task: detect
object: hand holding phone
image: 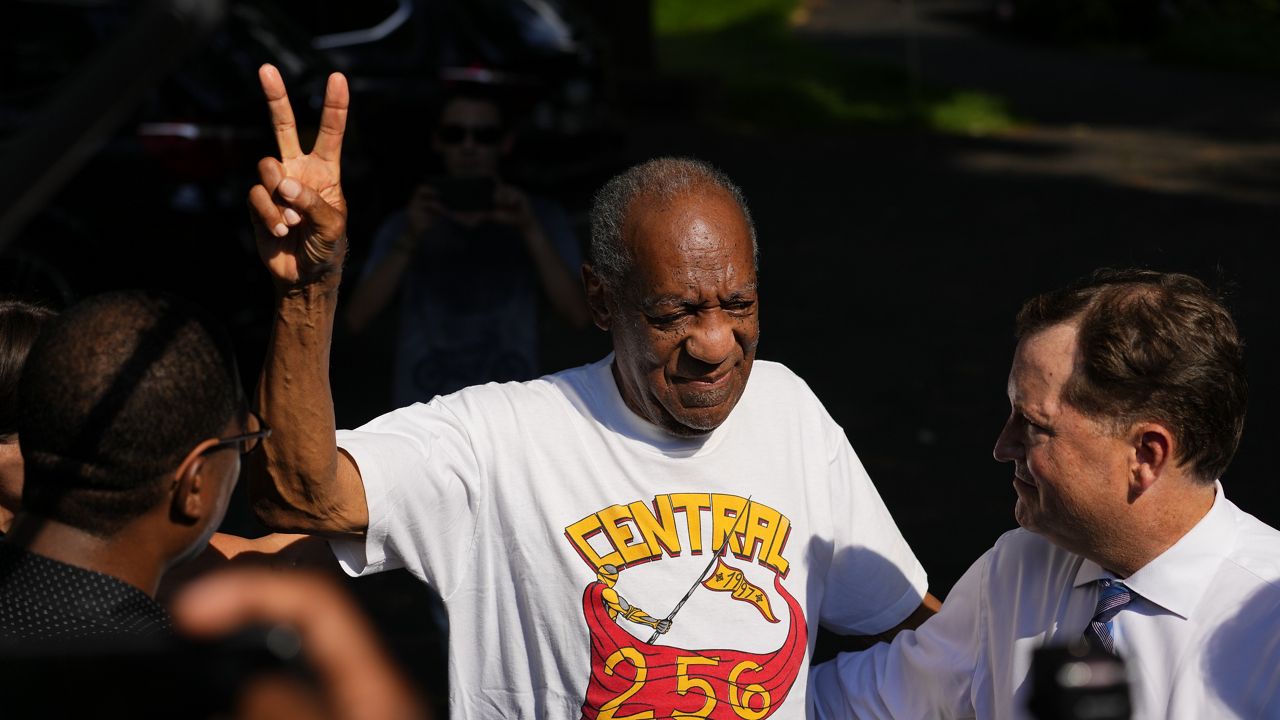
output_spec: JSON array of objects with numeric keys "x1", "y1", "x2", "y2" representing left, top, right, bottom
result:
[{"x1": 435, "y1": 176, "x2": 495, "y2": 214}]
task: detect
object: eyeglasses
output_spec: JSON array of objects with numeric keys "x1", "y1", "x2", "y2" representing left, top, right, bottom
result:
[
  {"x1": 436, "y1": 124, "x2": 503, "y2": 146},
  {"x1": 204, "y1": 410, "x2": 272, "y2": 456}
]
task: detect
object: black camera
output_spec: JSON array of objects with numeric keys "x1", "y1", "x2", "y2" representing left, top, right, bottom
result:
[
  {"x1": 1028, "y1": 640, "x2": 1131, "y2": 720},
  {"x1": 435, "y1": 176, "x2": 495, "y2": 213}
]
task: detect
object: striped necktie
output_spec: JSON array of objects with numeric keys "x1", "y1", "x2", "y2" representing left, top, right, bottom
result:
[{"x1": 1084, "y1": 579, "x2": 1132, "y2": 655}]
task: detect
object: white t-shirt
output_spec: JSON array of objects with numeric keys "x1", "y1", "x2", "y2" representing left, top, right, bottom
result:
[
  {"x1": 809, "y1": 485, "x2": 1280, "y2": 720},
  {"x1": 334, "y1": 355, "x2": 928, "y2": 719}
]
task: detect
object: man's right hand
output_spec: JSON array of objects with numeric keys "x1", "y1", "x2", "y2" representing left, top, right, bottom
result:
[
  {"x1": 248, "y1": 63, "x2": 368, "y2": 537},
  {"x1": 248, "y1": 64, "x2": 349, "y2": 289}
]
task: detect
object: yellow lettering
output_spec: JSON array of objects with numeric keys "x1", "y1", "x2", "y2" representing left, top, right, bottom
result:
[
  {"x1": 568, "y1": 495, "x2": 791, "y2": 575},
  {"x1": 669, "y1": 493, "x2": 711, "y2": 554},
  {"x1": 674, "y1": 655, "x2": 719, "y2": 718},
  {"x1": 741, "y1": 503, "x2": 781, "y2": 565},
  {"x1": 630, "y1": 497, "x2": 681, "y2": 559},
  {"x1": 599, "y1": 647, "x2": 653, "y2": 720},
  {"x1": 762, "y1": 515, "x2": 791, "y2": 576},
  {"x1": 728, "y1": 660, "x2": 771, "y2": 719},
  {"x1": 598, "y1": 505, "x2": 651, "y2": 567},
  {"x1": 711, "y1": 494, "x2": 749, "y2": 556},
  {"x1": 565, "y1": 515, "x2": 622, "y2": 569}
]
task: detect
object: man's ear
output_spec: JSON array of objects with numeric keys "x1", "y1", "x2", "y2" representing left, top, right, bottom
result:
[
  {"x1": 1130, "y1": 422, "x2": 1174, "y2": 497},
  {"x1": 170, "y1": 441, "x2": 216, "y2": 525},
  {"x1": 582, "y1": 264, "x2": 612, "y2": 331}
]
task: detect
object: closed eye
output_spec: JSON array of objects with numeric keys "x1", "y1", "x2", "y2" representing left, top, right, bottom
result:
[
  {"x1": 1023, "y1": 415, "x2": 1051, "y2": 434},
  {"x1": 648, "y1": 311, "x2": 688, "y2": 327}
]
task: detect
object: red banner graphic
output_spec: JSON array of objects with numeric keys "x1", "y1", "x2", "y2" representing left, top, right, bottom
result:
[{"x1": 580, "y1": 574, "x2": 807, "y2": 719}]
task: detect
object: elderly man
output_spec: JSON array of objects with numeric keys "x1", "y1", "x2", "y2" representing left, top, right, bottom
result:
[
  {"x1": 810, "y1": 269, "x2": 1280, "y2": 719},
  {"x1": 0, "y1": 291, "x2": 253, "y2": 638},
  {"x1": 245, "y1": 65, "x2": 938, "y2": 718}
]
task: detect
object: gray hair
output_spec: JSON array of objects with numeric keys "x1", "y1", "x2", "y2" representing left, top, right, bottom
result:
[{"x1": 589, "y1": 157, "x2": 758, "y2": 291}]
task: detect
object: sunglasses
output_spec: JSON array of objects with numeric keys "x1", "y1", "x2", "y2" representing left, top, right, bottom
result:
[
  {"x1": 204, "y1": 409, "x2": 272, "y2": 456},
  {"x1": 436, "y1": 124, "x2": 504, "y2": 146}
]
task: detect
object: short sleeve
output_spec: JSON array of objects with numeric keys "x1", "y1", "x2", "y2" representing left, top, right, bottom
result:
[
  {"x1": 819, "y1": 431, "x2": 929, "y2": 635},
  {"x1": 810, "y1": 549, "x2": 990, "y2": 719},
  {"x1": 329, "y1": 399, "x2": 485, "y2": 600}
]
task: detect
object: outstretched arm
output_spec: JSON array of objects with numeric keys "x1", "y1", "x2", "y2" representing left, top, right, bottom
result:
[{"x1": 246, "y1": 64, "x2": 366, "y2": 535}]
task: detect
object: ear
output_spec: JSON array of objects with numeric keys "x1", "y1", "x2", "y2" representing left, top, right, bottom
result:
[
  {"x1": 582, "y1": 264, "x2": 612, "y2": 331},
  {"x1": 170, "y1": 440, "x2": 216, "y2": 525},
  {"x1": 1130, "y1": 422, "x2": 1174, "y2": 497}
]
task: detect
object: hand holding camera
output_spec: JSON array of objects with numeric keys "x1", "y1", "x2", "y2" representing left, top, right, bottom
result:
[{"x1": 409, "y1": 177, "x2": 533, "y2": 235}]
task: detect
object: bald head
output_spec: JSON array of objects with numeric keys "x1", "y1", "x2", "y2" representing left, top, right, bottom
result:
[{"x1": 589, "y1": 157, "x2": 758, "y2": 292}]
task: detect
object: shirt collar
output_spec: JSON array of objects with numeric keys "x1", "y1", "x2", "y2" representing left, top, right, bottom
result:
[
  {"x1": 596, "y1": 353, "x2": 736, "y2": 457},
  {"x1": 1073, "y1": 481, "x2": 1235, "y2": 619}
]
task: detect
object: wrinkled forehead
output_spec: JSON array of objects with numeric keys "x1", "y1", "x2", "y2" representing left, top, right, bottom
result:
[{"x1": 621, "y1": 188, "x2": 755, "y2": 288}]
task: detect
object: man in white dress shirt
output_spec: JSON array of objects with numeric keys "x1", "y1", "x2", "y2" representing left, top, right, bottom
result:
[{"x1": 810, "y1": 269, "x2": 1280, "y2": 719}]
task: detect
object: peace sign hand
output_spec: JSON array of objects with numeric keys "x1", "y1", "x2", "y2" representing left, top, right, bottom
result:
[{"x1": 248, "y1": 64, "x2": 349, "y2": 289}]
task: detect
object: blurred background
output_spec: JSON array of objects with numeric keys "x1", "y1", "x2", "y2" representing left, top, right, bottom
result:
[{"x1": 3, "y1": 0, "x2": 1279, "y2": 708}]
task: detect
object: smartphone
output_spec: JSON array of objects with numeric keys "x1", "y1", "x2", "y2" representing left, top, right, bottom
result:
[{"x1": 435, "y1": 176, "x2": 495, "y2": 213}]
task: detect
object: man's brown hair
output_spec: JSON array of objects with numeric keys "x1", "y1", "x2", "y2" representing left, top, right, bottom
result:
[{"x1": 1015, "y1": 268, "x2": 1246, "y2": 483}]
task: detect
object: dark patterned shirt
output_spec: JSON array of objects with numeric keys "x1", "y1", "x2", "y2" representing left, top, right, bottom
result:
[{"x1": 0, "y1": 541, "x2": 171, "y2": 640}]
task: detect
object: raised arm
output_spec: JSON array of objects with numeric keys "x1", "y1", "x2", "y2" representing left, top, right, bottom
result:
[{"x1": 246, "y1": 64, "x2": 366, "y2": 536}]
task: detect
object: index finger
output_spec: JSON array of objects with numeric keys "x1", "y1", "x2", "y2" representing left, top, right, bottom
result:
[
  {"x1": 258, "y1": 64, "x2": 303, "y2": 160},
  {"x1": 312, "y1": 72, "x2": 349, "y2": 163}
]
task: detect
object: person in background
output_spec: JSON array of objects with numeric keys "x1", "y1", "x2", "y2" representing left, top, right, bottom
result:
[
  {"x1": 0, "y1": 298, "x2": 330, "y2": 578},
  {"x1": 0, "y1": 299, "x2": 55, "y2": 536},
  {"x1": 343, "y1": 86, "x2": 589, "y2": 407},
  {"x1": 0, "y1": 297, "x2": 435, "y2": 715},
  {"x1": 0, "y1": 291, "x2": 252, "y2": 638}
]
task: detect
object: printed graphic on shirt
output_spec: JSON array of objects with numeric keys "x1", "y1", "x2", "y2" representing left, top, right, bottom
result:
[{"x1": 564, "y1": 493, "x2": 807, "y2": 719}]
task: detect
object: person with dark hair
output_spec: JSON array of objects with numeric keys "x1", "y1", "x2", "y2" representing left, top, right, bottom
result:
[
  {"x1": 0, "y1": 299, "x2": 56, "y2": 534},
  {"x1": 343, "y1": 85, "x2": 588, "y2": 407},
  {"x1": 0, "y1": 300, "x2": 336, "y2": 599},
  {"x1": 244, "y1": 65, "x2": 938, "y2": 718},
  {"x1": 0, "y1": 290, "x2": 259, "y2": 639},
  {"x1": 810, "y1": 269, "x2": 1280, "y2": 719}
]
